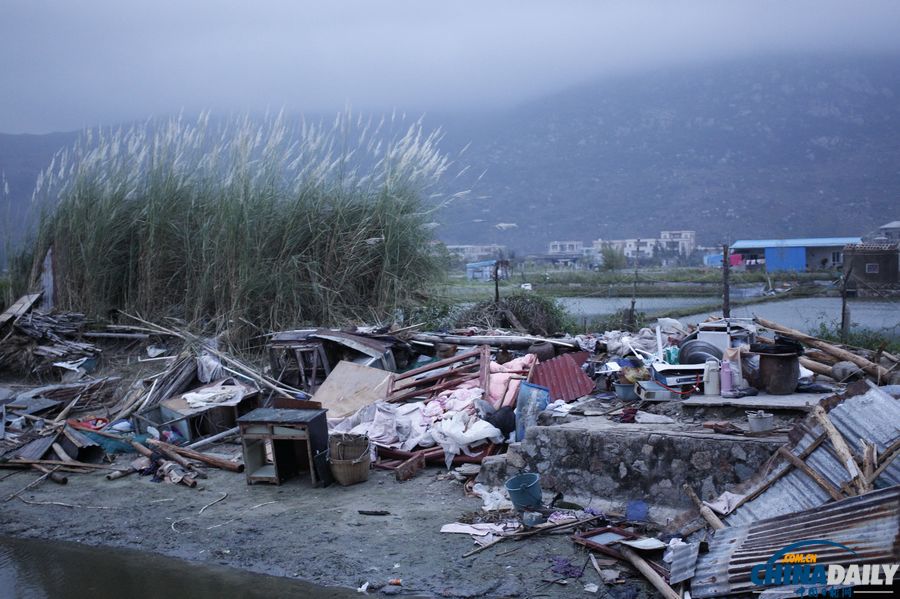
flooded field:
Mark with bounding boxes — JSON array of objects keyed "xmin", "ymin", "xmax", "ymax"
[
  {"xmin": 0, "ymin": 535, "xmax": 355, "ymax": 599},
  {"xmin": 558, "ymin": 296, "xmax": 900, "ymax": 337}
]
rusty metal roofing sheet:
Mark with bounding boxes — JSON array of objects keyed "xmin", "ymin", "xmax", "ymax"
[
  {"xmin": 692, "ymin": 485, "xmax": 900, "ymax": 597},
  {"xmin": 12, "ymin": 432, "xmax": 58, "ymax": 461},
  {"xmin": 531, "ymin": 353, "xmax": 594, "ymax": 402},
  {"xmin": 725, "ymin": 386, "xmax": 900, "ymax": 527}
]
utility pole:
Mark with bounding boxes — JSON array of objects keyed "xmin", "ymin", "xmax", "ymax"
[
  {"xmin": 722, "ymin": 243, "xmax": 731, "ymax": 318},
  {"xmin": 494, "ymin": 260, "xmax": 500, "ymax": 303},
  {"xmin": 840, "ymin": 265, "xmax": 853, "ymax": 342},
  {"xmin": 628, "ymin": 239, "xmax": 640, "ymax": 329}
]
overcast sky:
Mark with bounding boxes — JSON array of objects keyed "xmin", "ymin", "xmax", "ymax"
[{"xmin": 2, "ymin": 0, "xmax": 900, "ymax": 133}]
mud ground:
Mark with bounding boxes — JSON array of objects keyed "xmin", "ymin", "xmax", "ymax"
[{"xmin": 0, "ymin": 448, "xmax": 658, "ymax": 599}]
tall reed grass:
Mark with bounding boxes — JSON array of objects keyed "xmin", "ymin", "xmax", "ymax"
[{"xmin": 19, "ymin": 112, "xmax": 467, "ymax": 331}]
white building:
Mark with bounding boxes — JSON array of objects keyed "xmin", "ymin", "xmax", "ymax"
[
  {"xmin": 874, "ymin": 221, "xmax": 900, "ymax": 243},
  {"xmin": 445, "ymin": 244, "xmax": 507, "ymax": 261},
  {"xmin": 548, "ymin": 241, "xmax": 584, "ymax": 254},
  {"xmin": 659, "ymin": 230, "xmax": 696, "ymax": 255}
]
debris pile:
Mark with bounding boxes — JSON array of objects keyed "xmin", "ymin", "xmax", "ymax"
[
  {"xmin": 0, "ymin": 294, "xmax": 100, "ymax": 378},
  {"xmin": 1, "ymin": 288, "xmax": 898, "ymax": 597}
]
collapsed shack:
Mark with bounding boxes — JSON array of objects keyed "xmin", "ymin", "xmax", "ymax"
[{"xmin": 2, "ymin": 288, "xmax": 899, "ymax": 596}]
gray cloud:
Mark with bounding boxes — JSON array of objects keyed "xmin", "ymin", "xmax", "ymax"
[{"xmin": 2, "ymin": 0, "xmax": 900, "ymax": 133}]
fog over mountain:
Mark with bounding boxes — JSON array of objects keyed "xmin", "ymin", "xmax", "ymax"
[
  {"xmin": 3, "ymin": 1, "xmax": 899, "ymax": 133},
  {"xmin": 2, "ymin": 2, "xmax": 900, "ymax": 253}
]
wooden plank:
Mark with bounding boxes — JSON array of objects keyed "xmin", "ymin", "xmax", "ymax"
[
  {"xmin": 0, "ymin": 293, "xmax": 43, "ymax": 330},
  {"xmin": 311, "ymin": 361, "xmax": 392, "ymax": 417},
  {"xmin": 391, "ymin": 362, "xmax": 479, "ymax": 392},
  {"xmin": 386, "ymin": 372, "xmax": 480, "ymax": 403},
  {"xmin": 390, "ymin": 347, "xmax": 483, "ymax": 383}
]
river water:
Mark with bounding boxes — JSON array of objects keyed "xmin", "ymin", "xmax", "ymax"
[
  {"xmin": 0, "ymin": 535, "xmax": 355, "ymax": 599},
  {"xmin": 558, "ymin": 296, "xmax": 900, "ymax": 337}
]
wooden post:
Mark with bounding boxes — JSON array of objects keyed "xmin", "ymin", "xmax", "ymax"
[
  {"xmin": 494, "ymin": 260, "xmax": 500, "ymax": 303},
  {"xmin": 683, "ymin": 484, "xmax": 726, "ymax": 530},
  {"xmin": 148, "ymin": 438, "xmax": 244, "ymax": 472},
  {"xmin": 629, "ymin": 241, "xmax": 639, "ymax": 329},
  {"xmin": 840, "ymin": 265, "xmax": 853, "ymax": 343},
  {"xmin": 722, "ymin": 244, "xmax": 731, "ymax": 318}
]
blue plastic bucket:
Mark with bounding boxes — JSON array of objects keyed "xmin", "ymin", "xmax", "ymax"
[{"xmin": 505, "ymin": 472, "xmax": 542, "ymax": 511}]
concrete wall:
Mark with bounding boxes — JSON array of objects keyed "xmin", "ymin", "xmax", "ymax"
[
  {"xmin": 479, "ymin": 420, "xmax": 783, "ymax": 521},
  {"xmin": 806, "ymin": 246, "xmax": 842, "ymax": 270}
]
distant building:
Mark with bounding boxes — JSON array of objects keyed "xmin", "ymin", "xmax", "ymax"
[
  {"xmin": 843, "ymin": 242, "xmax": 899, "ymax": 287},
  {"xmin": 465, "ymin": 260, "xmax": 509, "ymax": 281},
  {"xmin": 659, "ymin": 230, "xmax": 697, "ymax": 255},
  {"xmin": 730, "ymin": 237, "xmax": 861, "ymax": 272},
  {"xmin": 445, "ymin": 244, "xmax": 507, "ymax": 261},
  {"xmin": 873, "ymin": 220, "xmax": 900, "ymax": 243},
  {"xmin": 548, "ymin": 241, "xmax": 584, "ymax": 254},
  {"xmin": 604, "ymin": 238, "xmax": 658, "ymax": 259},
  {"xmin": 592, "ymin": 231, "xmax": 696, "ymax": 260}
]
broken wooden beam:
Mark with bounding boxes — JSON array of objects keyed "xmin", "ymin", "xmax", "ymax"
[
  {"xmin": 147, "ymin": 438, "xmax": 243, "ymax": 472},
  {"xmin": 777, "ymin": 446, "xmax": 844, "ymax": 501},
  {"xmin": 682, "ymin": 484, "xmax": 726, "ymax": 530},
  {"xmin": 812, "ymin": 405, "xmax": 865, "ymax": 495}
]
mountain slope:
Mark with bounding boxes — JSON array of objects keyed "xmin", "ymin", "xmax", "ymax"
[
  {"xmin": 430, "ymin": 54, "xmax": 900, "ymax": 251},
  {"xmin": 2, "ymin": 54, "xmax": 900, "ymax": 257}
]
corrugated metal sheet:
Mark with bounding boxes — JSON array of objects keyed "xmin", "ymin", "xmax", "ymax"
[
  {"xmin": 764, "ymin": 246, "xmax": 806, "ymax": 272},
  {"xmin": 725, "ymin": 386, "xmax": 900, "ymax": 527},
  {"xmin": 669, "ymin": 541, "xmax": 701, "ymax": 585},
  {"xmin": 731, "ymin": 238, "xmax": 862, "ymax": 250},
  {"xmin": 12, "ymin": 433, "xmax": 58, "ymax": 461},
  {"xmin": 531, "ymin": 353, "xmax": 594, "ymax": 402},
  {"xmin": 692, "ymin": 485, "xmax": 900, "ymax": 597}
]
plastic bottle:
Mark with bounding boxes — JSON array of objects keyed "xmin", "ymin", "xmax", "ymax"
[
  {"xmin": 704, "ymin": 359, "xmax": 720, "ymax": 396},
  {"xmin": 720, "ymin": 359, "xmax": 734, "ymax": 394}
]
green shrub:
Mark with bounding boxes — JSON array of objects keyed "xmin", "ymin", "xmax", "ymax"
[
  {"xmin": 16, "ymin": 113, "xmax": 467, "ymax": 335},
  {"xmin": 810, "ymin": 320, "xmax": 900, "ymax": 354},
  {"xmin": 589, "ymin": 308, "xmax": 649, "ymax": 332},
  {"xmin": 454, "ymin": 293, "xmax": 573, "ymax": 335}
]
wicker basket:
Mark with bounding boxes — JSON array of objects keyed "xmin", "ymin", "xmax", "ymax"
[{"xmin": 328, "ymin": 433, "xmax": 371, "ymax": 486}]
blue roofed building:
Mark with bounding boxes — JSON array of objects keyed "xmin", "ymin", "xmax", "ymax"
[
  {"xmin": 465, "ymin": 259, "xmax": 509, "ymax": 281},
  {"xmin": 730, "ymin": 237, "xmax": 862, "ymax": 272}
]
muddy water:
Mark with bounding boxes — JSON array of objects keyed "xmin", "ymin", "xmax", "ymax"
[{"xmin": 0, "ymin": 535, "xmax": 356, "ymax": 599}]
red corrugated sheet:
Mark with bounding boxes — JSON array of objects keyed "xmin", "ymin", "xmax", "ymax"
[{"xmin": 531, "ymin": 353, "xmax": 594, "ymax": 402}]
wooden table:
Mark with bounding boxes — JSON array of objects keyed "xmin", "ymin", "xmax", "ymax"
[{"xmin": 237, "ymin": 408, "xmax": 328, "ymax": 486}]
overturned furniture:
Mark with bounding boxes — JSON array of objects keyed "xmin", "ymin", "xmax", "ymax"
[
  {"xmin": 268, "ymin": 329, "xmax": 397, "ymax": 393},
  {"xmin": 237, "ymin": 407, "xmax": 328, "ymax": 486}
]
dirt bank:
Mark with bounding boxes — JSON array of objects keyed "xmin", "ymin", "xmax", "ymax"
[{"xmin": 0, "ymin": 455, "xmax": 656, "ymax": 598}]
